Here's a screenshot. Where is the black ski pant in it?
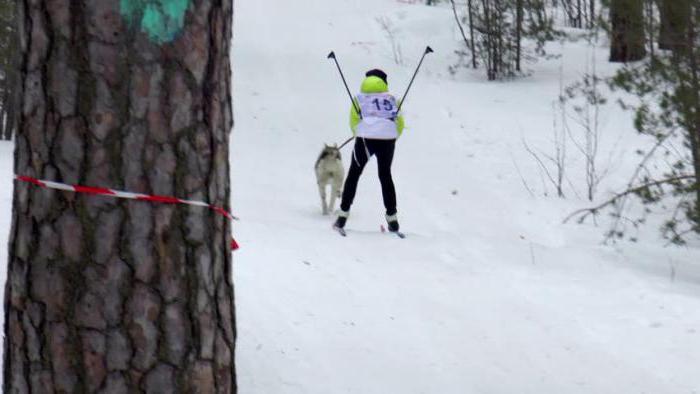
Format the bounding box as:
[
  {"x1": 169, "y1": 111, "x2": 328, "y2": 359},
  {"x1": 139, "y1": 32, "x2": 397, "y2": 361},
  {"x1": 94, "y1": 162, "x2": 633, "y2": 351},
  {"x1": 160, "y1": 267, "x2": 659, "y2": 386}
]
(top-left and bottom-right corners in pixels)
[{"x1": 340, "y1": 137, "x2": 397, "y2": 216}]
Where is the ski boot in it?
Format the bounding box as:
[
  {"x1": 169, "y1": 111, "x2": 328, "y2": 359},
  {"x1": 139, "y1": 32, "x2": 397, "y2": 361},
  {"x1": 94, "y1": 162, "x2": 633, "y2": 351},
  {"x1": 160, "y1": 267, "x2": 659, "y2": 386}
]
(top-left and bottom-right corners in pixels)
[
  {"x1": 333, "y1": 210, "x2": 349, "y2": 236},
  {"x1": 386, "y1": 213, "x2": 399, "y2": 232}
]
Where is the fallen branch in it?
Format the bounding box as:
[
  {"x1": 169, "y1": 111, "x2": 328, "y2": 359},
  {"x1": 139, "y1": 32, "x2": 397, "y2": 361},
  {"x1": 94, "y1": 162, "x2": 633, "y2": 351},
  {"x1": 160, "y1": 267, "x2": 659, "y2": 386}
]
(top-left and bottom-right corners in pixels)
[{"x1": 563, "y1": 175, "x2": 696, "y2": 224}]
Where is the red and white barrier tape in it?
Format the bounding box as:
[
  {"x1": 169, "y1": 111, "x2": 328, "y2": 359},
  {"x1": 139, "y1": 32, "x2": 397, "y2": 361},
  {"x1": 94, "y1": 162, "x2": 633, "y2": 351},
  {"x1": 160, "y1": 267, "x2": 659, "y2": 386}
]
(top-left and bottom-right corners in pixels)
[{"x1": 15, "y1": 175, "x2": 240, "y2": 251}]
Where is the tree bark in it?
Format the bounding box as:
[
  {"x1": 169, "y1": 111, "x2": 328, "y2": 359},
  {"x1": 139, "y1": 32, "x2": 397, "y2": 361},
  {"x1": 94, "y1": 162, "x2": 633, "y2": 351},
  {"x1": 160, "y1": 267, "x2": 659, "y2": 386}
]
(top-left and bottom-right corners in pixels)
[
  {"x1": 468, "y1": 0, "x2": 477, "y2": 68},
  {"x1": 576, "y1": 0, "x2": 582, "y2": 28},
  {"x1": 2, "y1": 70, "x2": 18, "y2": 141},
  {"x1": 3, "y1": 87, "x2": 16, "y2": 140},
  {"x1": 0, "y1": 87, "x2": 7, "y2": 140},
  {"x1": 657, "y1": 0, "x2": 691, "y2": 53},
  {"x1": 657, "y1": 0, "x2": 670, "y2": 49},
  {"x1": 685, "y1": 5, "x2": 700, "y2": 225},
  {"x1": 516, "y1": 0, "x2": 522, "y2": 72},
  {"x1": 4, "y1": 0, "x2": 236, "y2": 392},
  {"x1": 610, "y1": 0, "x2": 647, "y2": 62}
]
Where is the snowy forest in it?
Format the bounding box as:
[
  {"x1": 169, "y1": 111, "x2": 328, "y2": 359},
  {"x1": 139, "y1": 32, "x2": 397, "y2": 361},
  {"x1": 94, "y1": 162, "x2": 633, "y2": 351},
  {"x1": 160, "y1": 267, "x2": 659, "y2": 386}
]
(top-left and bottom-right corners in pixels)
[{"x1": 0, "y1": 0, "x2": 698, "y2": 393}]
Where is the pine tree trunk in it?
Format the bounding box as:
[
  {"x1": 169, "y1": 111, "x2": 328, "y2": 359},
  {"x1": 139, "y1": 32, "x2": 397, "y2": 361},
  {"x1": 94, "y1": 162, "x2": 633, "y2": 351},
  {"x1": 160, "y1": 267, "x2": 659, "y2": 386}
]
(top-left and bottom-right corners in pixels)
[
  {"x1": 468, "y1": 0, "x2": 477, "y2": 69},
  {"x1": 3, "y1": 90, "x2": 15, "y2": 140},
  {"x1": 2, "y1": 72, "x2": 18, "y2": 141},
  {"x1": 577, "y1": 0, "x2": 582, "y2": 28},
  {"x1": 4, "y1": 0, "x2": 236, "y2": 392},
  {"x1": 657, "y1": 0, "x2": 691, "y2": 53},
  {"x1": 657, "y1": 0, "x2": 671, "y2": 49},
  {"x1": 481, "y1": 0, "x2": 496, "y2": 80},
  {"x1": 516, "y1": 0, "x2": 522, "y2": 72},
  {"x1": 687, "y1": 6, "x2": 700, "y2": 226},
  {"x1": 610, "y1": 0, "x2": 646, "y2": 62},
  {"x1": 0, "y1": 88, "x2": 7, "y2": 141}
]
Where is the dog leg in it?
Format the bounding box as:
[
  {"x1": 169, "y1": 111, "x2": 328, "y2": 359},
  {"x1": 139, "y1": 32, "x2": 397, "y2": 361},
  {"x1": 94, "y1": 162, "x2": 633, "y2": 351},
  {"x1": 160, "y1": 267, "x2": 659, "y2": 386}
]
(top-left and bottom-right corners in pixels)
[
  {"x1": 318, "y1": 183, "x2": 329, "y2": 215},
  {"x1": 328, "y1": 189, "x2": 337, "y2": 215},
  {"x1": 329, "y1": 176, "x2": 343, "y2": 214}
]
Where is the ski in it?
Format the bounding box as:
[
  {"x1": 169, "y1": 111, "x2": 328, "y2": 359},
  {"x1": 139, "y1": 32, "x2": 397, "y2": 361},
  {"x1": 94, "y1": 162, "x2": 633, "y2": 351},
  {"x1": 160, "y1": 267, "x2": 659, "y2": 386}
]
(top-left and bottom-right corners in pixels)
[
  {"x1": 333, "y1": 225, "x2": 404, "y2": 238},
  {"x1": 380, "y1": 225, "x2": 406, "y2": 239},
  {"x1": 333, "y1": 225, "x2": 347, "y2": 237}
]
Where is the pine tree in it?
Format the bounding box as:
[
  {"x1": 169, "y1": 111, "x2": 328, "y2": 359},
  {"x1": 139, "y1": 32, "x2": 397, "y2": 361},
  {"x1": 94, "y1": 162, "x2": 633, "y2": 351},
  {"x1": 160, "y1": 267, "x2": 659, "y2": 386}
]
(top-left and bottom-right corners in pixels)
[
  {"x1": 572, "y1": 0, "x2": 700, "y2": 243},
  {"x1": 3, "y1": 1, "x2": 237, "y2": 391}
]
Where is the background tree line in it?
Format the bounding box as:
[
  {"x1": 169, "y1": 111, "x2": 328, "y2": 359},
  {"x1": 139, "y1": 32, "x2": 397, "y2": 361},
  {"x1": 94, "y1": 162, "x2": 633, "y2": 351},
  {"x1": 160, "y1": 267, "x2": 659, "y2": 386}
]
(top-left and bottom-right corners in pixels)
[
  {"x1": 600, "y1": 0, "x2": 699, "y2": 244},
  {"x1": 442, "y1": 0, "x2": 699, "y2": 242}
]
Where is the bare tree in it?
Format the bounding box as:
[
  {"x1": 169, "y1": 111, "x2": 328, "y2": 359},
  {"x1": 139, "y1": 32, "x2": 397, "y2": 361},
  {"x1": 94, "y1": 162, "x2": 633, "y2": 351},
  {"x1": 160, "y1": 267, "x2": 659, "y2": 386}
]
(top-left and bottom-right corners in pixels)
[
  {"x1": 3, "y1": 1, "x2": 237, "y2": 392},
  {"x1": 452, "y1": 0, "x2": 555, "y2": 80},
  {"x1": 451, "y1": 0, "x2": 478, "y2": 68},
  {"x1": 564, "y1": 47, "x2": 608, "y2": 201},
  {"x1": 558, "y1": 0, "x2": 596, "y2": 28},
  {"x1": 377, "y1": 16, "x2": 404, "y2": 65}
]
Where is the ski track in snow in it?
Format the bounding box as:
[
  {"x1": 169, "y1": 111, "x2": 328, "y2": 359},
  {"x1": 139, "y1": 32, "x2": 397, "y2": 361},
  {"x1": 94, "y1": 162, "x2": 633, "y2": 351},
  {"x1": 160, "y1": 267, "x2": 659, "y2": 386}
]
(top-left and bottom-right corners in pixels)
[{"x1": 0, "y1": 0, "x2": 699, "y2": 392}]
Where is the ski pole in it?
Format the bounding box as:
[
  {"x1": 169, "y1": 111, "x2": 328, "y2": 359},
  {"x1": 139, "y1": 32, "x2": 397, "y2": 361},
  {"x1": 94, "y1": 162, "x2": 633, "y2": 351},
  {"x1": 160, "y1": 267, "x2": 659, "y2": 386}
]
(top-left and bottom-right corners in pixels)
[
  {"x1": 327, "y1": 51, "x2": 362, "y2": 119},
  {"x1": 397, "y1": 46, "x2": 434, "y2": 114}
]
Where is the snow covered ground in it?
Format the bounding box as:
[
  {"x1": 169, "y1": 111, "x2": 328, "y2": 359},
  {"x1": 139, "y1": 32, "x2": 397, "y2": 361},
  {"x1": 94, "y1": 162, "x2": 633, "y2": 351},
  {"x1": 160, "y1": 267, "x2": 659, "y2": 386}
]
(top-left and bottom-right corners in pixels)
[{"x1": 1, "y1": 0, "x2": 699, "y2": 392}]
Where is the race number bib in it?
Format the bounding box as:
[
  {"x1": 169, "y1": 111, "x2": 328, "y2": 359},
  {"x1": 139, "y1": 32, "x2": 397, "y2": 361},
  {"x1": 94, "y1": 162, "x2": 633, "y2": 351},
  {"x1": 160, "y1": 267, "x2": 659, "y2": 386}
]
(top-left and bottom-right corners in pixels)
[{"x1": 357, "y1": 94, "x2": 398, "y2": 120}]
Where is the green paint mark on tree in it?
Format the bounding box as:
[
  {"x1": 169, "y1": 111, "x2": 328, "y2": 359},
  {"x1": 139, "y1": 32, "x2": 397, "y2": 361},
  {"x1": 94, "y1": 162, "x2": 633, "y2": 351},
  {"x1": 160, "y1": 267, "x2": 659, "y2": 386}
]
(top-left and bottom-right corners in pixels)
[{"x1": 120, "y1": 0, "x2": 190, "y2": 43}]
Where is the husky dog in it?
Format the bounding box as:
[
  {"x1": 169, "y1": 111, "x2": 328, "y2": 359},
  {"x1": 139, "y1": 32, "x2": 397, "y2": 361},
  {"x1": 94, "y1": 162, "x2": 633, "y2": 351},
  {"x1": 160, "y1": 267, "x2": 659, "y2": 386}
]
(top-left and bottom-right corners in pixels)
[{"x1": 315, "y1": 144, "x2": 344, "y2": 215}]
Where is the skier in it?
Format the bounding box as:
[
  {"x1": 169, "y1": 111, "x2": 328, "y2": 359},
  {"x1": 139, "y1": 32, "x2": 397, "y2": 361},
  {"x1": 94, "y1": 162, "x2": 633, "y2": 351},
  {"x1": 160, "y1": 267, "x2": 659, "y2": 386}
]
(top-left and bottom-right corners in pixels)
[{"x1": 334, "y1": 69, "x2": 405, "y2": 233}]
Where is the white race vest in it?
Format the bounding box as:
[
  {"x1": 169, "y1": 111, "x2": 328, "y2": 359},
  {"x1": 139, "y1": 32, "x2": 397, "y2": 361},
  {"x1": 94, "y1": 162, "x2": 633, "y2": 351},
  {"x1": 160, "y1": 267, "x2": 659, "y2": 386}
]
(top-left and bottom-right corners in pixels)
[{"x1": 356, "y1": 93, "x2": 399, "y2": 140}]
